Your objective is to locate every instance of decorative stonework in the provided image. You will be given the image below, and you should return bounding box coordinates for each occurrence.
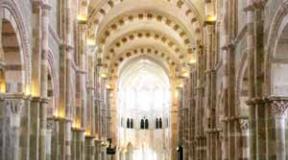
[269,97,288,117]
[239,118,249,131]
[89,0,202,41]
[6,98,24,115]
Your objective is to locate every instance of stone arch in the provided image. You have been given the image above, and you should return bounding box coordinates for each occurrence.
[107,47,179,77]
[1,9,25,93]
[47,50,57,117]
[99,10,199,44]
[0,2,30,159]
[104,29,188,55]
[103,38,184,69]
[265,1,288,95]
[1,0,30,93]
[90,0,203,40]
[268,11,288,96]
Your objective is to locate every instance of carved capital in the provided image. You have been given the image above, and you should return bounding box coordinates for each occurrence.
[47,118,55,130]
[238,118,249,131]
[5,94,25,115]
[269,97,288,117]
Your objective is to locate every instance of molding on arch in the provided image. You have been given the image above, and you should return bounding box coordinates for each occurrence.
[108,49,176,75]
[235,49,248,112]
[95,10,200,45]
[1,0,31,88]
[265,1,288,95]
[48,49,59,98]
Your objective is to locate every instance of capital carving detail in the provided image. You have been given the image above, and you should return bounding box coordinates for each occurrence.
[6,98,24,115]
[270,99,288,117]
[239,118,249,131]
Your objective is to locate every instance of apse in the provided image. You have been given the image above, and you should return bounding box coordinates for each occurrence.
[117,56,171,160]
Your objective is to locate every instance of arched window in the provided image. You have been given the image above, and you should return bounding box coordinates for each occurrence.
[140,119,145,129]
[156,118,159,129]
[130,119,134,129]
[145,119,149,129]
[127,118,130,128]
[159,118,162,129]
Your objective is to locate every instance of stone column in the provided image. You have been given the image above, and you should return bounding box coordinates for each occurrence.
[189,70,197,160]
[195,45,206,160]
[51,117,72,160]
[236,117,249,159]
[94,140,102,160]
[30,1,51,160]
[87,46,96,136]
[245,0,266,159]
[84,135,95,160]
[57,0,74,159]
[46,118,55,160]
[266,97,288,159]
[71,128,85,160]
[204,17,218,160]
[29,97,41,160]
[0,93,5,160]
[222,0,237,159]
[39,2,51,160]
[21,95,31,160]
[3,94,27,160]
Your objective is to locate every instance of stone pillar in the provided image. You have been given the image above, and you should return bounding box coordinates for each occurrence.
[84,135,95,160]
[266,97,288,159]
[204,18,218,160]
[39,2,51,160]
[46,118,54,160]
[51,117,72,160]
[57,0,74,158]
[0,93,5,160]
[71,128,85,160]
[94,140,102,160]
[195,45,206,160]
[245,0,266,159]
[3,94,27,160]
[236,117,249,159]
[29,97,48,160]
[29,97,41,160]
[30,1,51,159]
[87,46,96,136]
[221,0,237,159]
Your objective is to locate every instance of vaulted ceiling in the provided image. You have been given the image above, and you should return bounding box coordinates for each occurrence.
[81,0,205,82]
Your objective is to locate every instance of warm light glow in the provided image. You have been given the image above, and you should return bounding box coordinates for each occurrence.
[87,38,96,46]
[177,79,184,88]
[55,108,65,119]
[25,84,30,95]
[188,54,197,64]
[31,81,40,97]
[84,130,91,136]
[174,89,179,99]
[77,14,88,23]
[73,118,81,129]
[0,80,6,93]
[207,15,217,22]
[181,69,189,78]
[106,84,112,90]
[100,67,108,79]
[100,72,108,78]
